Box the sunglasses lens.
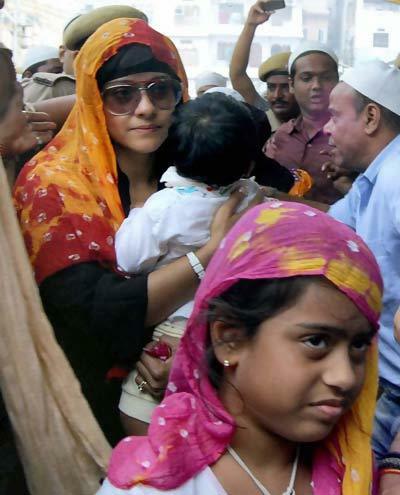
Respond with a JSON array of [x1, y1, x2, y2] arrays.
[[103, 80, 182, 115], [148, 80, 182, 109], [103, 86, 139, 115]]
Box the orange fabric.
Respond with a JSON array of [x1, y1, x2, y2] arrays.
[[288, 168, 313, 197], [14, 18, 188, 284]]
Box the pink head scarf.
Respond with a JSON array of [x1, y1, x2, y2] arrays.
[[108, 202, 382, 494]]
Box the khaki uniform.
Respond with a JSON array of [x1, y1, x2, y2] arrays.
[[22, 72, 76, 104], [266, 109, 283, 134]]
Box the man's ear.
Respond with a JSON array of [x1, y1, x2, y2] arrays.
[[289, 76, 295, 95], [59, 45, 66, 63], [364, 103, 381, 136], [209, 320, 247, 367]]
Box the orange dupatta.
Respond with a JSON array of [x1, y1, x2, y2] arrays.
[[14, 18, 188, 284]]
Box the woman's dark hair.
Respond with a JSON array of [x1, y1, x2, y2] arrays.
[[97, 44, 180, 90], [205, 276, 320, 389], [0, 48, 17, 121], [168, 93, 258, 187]]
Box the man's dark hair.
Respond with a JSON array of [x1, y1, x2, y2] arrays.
[[353, 89, 400, 134], [0, 48, 17, 121], [290, 51, 339, 80], [168, 93, 258, 187]]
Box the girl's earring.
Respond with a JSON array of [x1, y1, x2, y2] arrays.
[[223, 359, 230, 367]]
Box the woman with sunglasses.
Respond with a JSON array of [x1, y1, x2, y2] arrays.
[[14, 19, 253, 444]]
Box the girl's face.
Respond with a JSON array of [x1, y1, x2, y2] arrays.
[[103, 72, 178, 154], [213, 280, 374, 443]]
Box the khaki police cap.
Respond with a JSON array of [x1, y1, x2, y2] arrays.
[[258, 52, 290, 82], [63, 5, 148, 51]]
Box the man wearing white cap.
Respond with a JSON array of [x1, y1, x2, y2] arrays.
[[21, 45, 62, 79], [264, 41, 341, 204], [195, 71, 228, 97], [203, 86, 245, 102], [20, 44, 73, 105], [326, 59, 400, 459]]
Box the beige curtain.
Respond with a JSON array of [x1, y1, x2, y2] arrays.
[[0, 158, 111, 494]]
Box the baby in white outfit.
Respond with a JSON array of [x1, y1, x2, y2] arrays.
[[115, 93, 260, 426]]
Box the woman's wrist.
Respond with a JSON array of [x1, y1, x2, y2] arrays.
[[186, 252, 205, 280], [378, 452, 400, 471], [195, 241, 219, 269]]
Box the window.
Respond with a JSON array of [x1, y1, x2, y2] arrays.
[[271, 44, 291, 56], [132, 1, 154, 23], [179, 40, 199, 66], [270, 6, 293, 25], [249, 43, 262, 68], [373, 32, 389, 48], [175, 3, 200, 25], [218, 2, 244, 24], [217, 41, 235, 62]]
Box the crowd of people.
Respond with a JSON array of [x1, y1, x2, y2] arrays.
[[1, 0, 400, 494]]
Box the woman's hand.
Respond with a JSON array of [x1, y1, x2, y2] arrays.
[[135, 335, 180, 399], [379, 475, 400, 495], [208, 188, 264, 251], [378, 432, 400, 494]]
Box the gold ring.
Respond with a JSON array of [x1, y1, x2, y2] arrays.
[[137, 380, 147, 392]]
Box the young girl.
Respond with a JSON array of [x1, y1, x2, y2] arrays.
[[116, 93, 261, 431], [98, 201, 382, 494]]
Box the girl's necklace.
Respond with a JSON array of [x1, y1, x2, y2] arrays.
[[227, 445, 300, 495]]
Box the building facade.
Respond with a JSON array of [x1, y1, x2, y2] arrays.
[[1, 0, 399, 90], [0, 0, 82, 69], [353, 0, 400, 64]]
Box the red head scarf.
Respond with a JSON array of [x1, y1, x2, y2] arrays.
[[14, 18, 188, 284]]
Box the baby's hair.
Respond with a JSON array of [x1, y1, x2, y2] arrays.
[[205, 276, 322, 389], [168, 92, 258, 187]]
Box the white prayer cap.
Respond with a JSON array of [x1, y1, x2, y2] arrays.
[[22, 45, 59, 72], [203, 86, 245, 102], [288, 41, 338, 74], [195, 71, 228, 92], [341, 59, 400, 116]]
